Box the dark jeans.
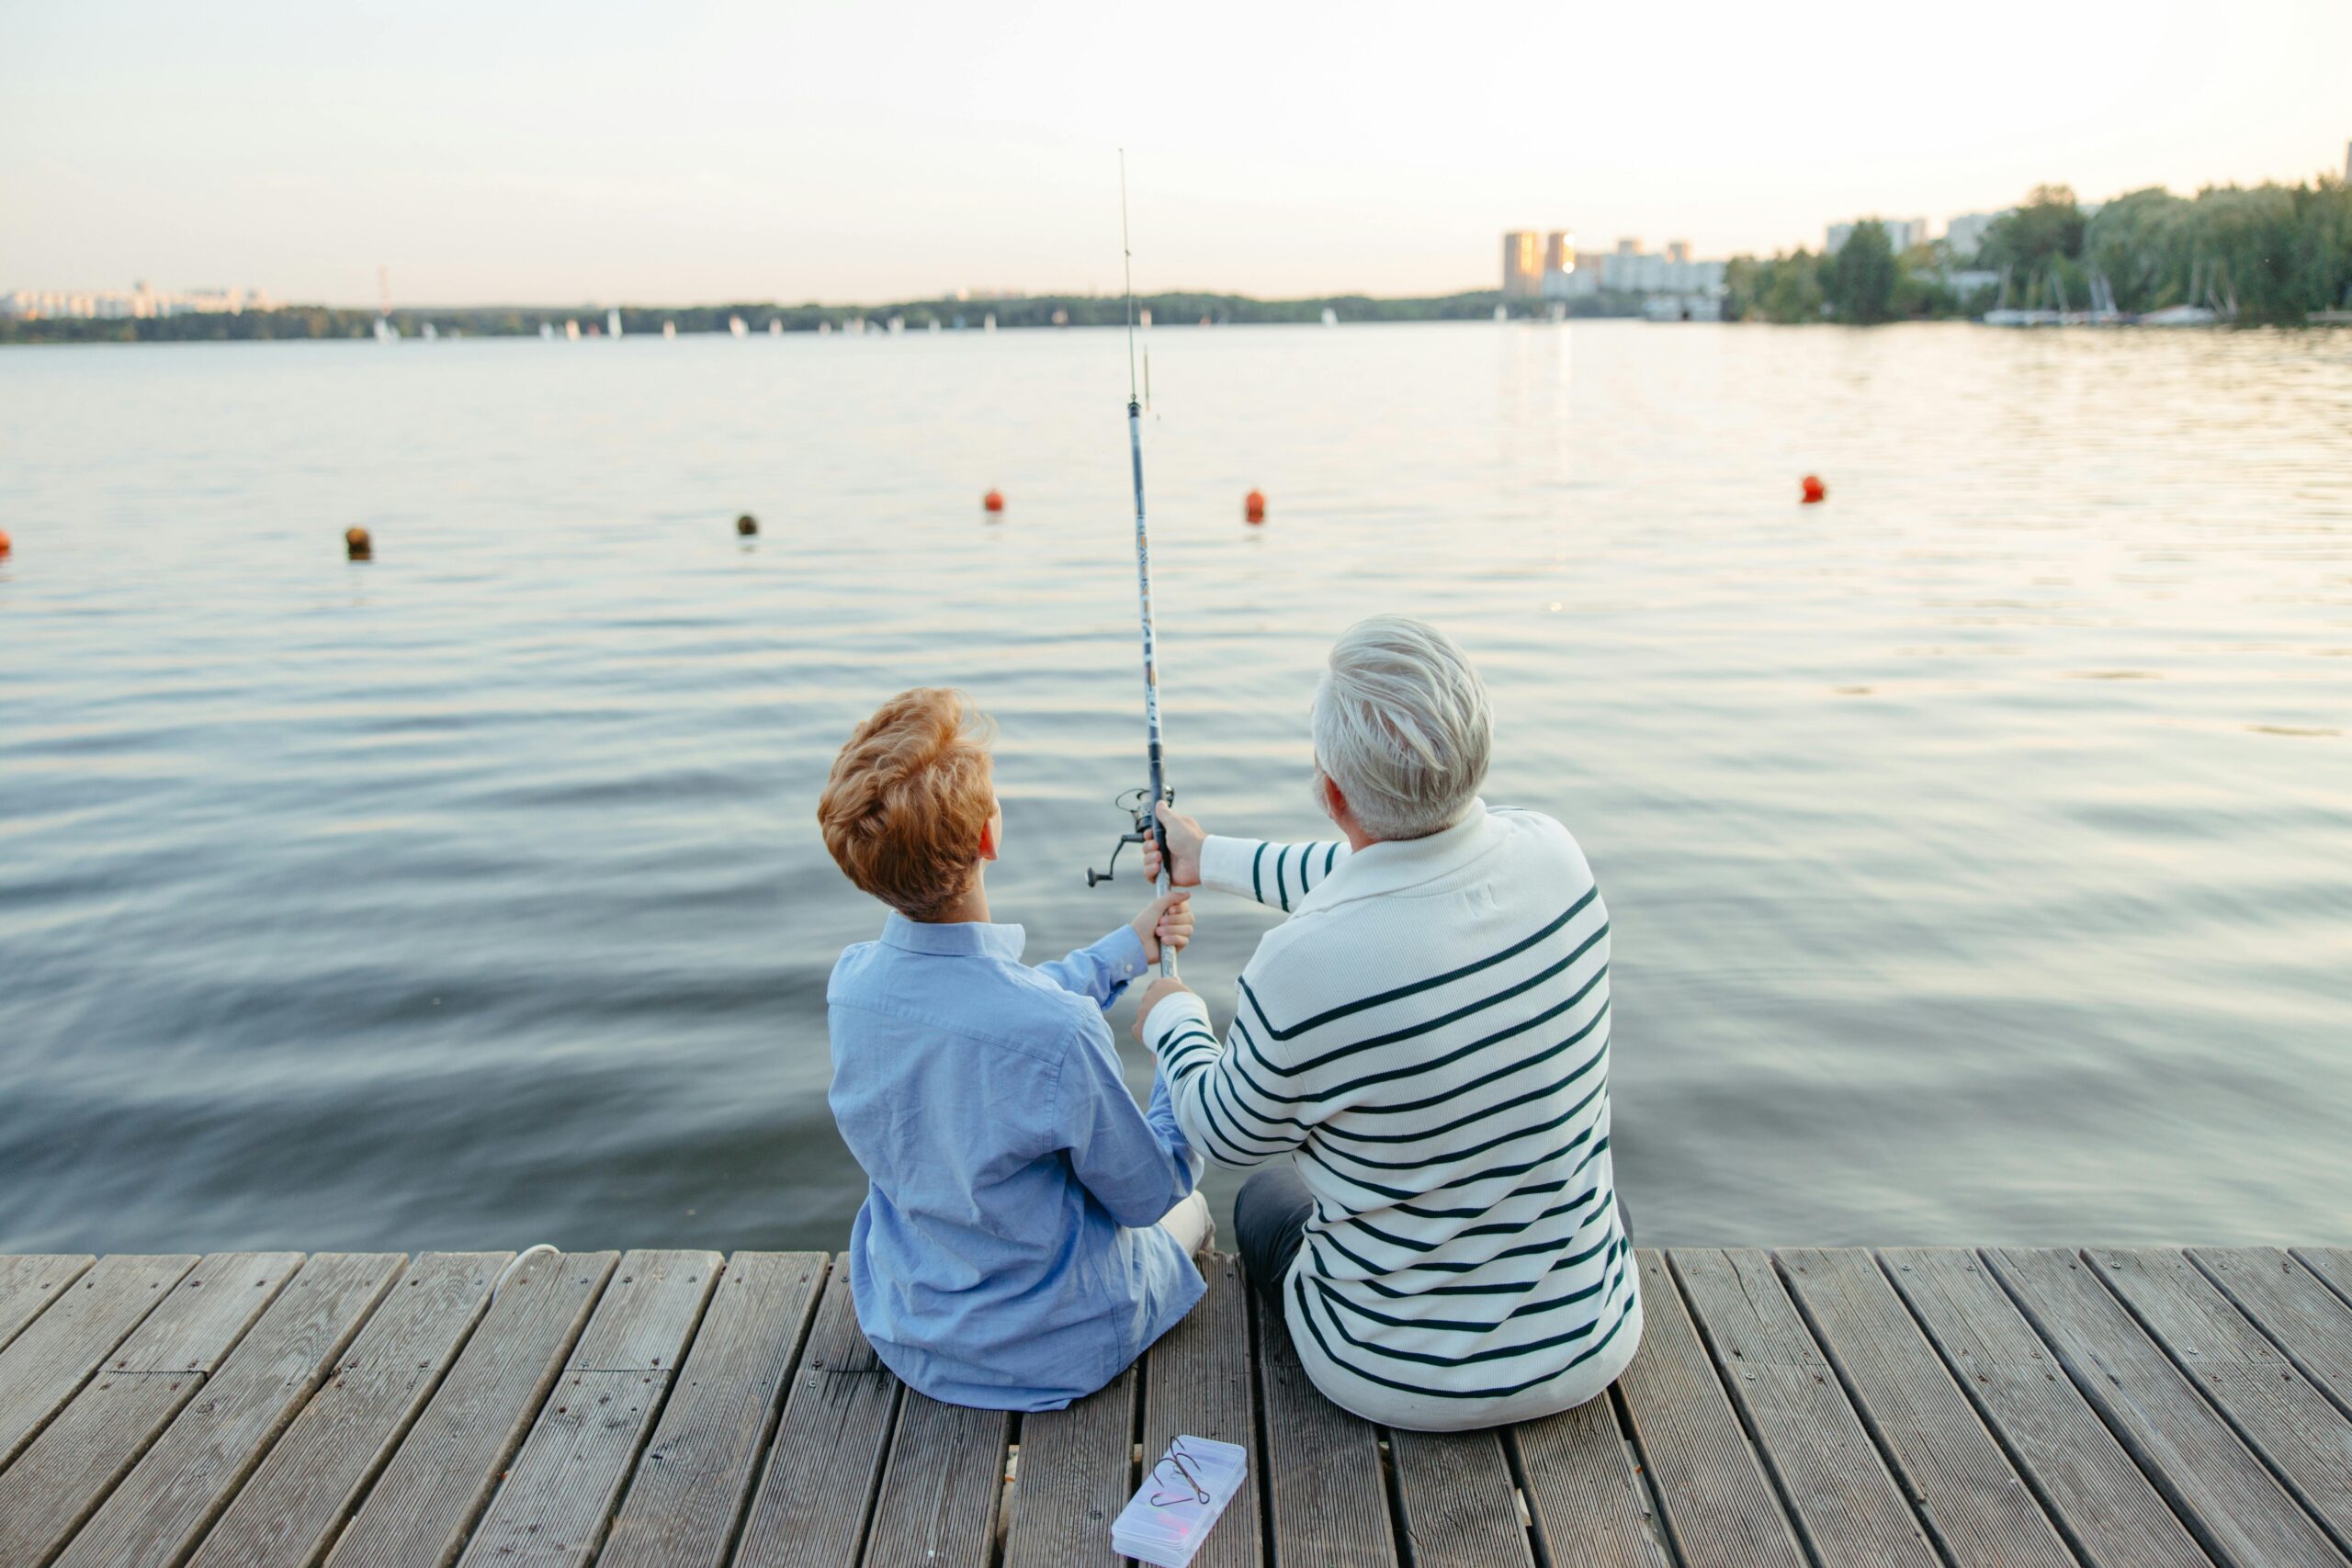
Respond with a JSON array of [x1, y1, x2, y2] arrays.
[[1235, 1164, 1636, 1317], [1234, 1166, 1317, 1313]]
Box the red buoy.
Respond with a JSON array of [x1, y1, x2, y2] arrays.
[[0, 529, 12, 557], [1801, 475, 1827, 504], [345, 527, 373, 560], [1244, 489, 1266, 524], [983, 489, 1005, 514]]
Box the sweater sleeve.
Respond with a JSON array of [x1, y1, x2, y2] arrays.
[[1138, 987, 1313, 1171], [1200, 835, 1351, 914]]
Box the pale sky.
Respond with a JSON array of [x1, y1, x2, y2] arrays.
[[4, 0, 2346, 307]]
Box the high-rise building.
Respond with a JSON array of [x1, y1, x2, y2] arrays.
[[1502, 231, 1545, 298], [1545, 232, 1575, 283], [1504, 231, 1576, 298]]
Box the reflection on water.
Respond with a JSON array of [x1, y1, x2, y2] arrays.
[[1, 321, 2347, 1253]]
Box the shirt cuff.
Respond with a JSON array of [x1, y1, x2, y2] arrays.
[[1199, 835, 1265, 900], [1098, 921, 1149, 985]]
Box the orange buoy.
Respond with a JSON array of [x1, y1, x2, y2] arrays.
[[0, 528, 12, 557], [736, 513, 758, 536], [983, 489, 1005, 514], [345, 526, 372, 560], [1801, 475, 1827, 504], [1244, 489, 1266, 524]]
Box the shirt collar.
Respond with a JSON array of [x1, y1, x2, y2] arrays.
[[1295, 799, 1502, 912], [879, 910, 1028, 960]]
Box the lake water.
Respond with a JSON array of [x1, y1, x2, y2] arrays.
[[3, 321, 2347, 1256]]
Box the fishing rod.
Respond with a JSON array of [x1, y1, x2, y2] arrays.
[[1085, 150, 1178, 979]]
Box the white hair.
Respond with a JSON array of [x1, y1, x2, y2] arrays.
[[1312, 616, 1492, 841]]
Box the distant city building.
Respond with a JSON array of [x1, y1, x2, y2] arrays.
[[1826, 217, 1928, 254], [1502, 231, 1544, 298], [1594, 237, 1726, 296], [1504, 231, 1577, 299], [1941, 211, 2008, 261], [0, 281, 271, 321]]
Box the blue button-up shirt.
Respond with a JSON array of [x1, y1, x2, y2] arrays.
[[828, 913, 1205, 1410]]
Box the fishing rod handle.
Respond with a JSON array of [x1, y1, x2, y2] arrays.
[[1157, 868, 1180, 978]]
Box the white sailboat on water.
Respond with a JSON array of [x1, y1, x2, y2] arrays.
[[608, 308, 623, 339]]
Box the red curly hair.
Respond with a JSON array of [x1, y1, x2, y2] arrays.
[[818, 688, 998, 919]]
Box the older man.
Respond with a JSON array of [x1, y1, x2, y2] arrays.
[[1135, 615, 1637, 1431]]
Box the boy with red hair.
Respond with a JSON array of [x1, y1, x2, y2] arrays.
[[818, 687, 1206, 1410]]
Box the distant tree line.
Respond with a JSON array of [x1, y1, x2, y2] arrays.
[[0, 288, 1644, 345], [1725, 175, 2352, 325]]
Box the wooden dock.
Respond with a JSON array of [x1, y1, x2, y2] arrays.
[[1, 1246, 2347, 1567]]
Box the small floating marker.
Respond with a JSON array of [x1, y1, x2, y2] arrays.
[[1244, 489, 1267, 524], [1801, 474, 1827, 504], [736, 513, 758, 537], [983, 489, 1006, 515], [0, 528, 12, 556], [345, 527, 373, 561]]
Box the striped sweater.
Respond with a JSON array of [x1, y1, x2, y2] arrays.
[[1142, 801, 1640, 1430]]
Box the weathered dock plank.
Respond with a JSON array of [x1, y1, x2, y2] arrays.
[[1390, 1427, 1535, 1568], [2193, 1247, 2352, 1416], [2291, 1247, 2352, 1309], [55, 1252, 405, 1568], [1881, 1247, 2210, 1568], [861, 1393, 1013, 1568], [0, 1254, 197, 1470], [731, 1258, 904, 1568], [1001, 1365, 1135, 1568], [0, 1252, 300, 1567], [1672, 1247, 1939, 1568], [456, 1249, 720, 1568], [326, 1248, 617, 1568], [1986, 1246, 2342, 1568], [1253, 1290, 1398, 1568], [2089, 1247, 2352, 1555], [1614, 1250, 1806, 1568], [0, 1255, 94, 1355], [1775, 1248, 2075, 1568], [599, 1251, 829, 1568], [9, 1243, 2347, 1568], [1510, 1388, 1669, 1568], [185, 1251, 506, 1568], [1140, 1253, 1262, 1568]]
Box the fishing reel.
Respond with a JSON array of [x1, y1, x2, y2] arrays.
[[1086, 784, 1175, 886]]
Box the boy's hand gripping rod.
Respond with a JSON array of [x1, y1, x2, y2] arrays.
[[1086, 152, 1178, 979]]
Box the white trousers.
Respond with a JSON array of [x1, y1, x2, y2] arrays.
[[1157, 1190, 1211, 1253]]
